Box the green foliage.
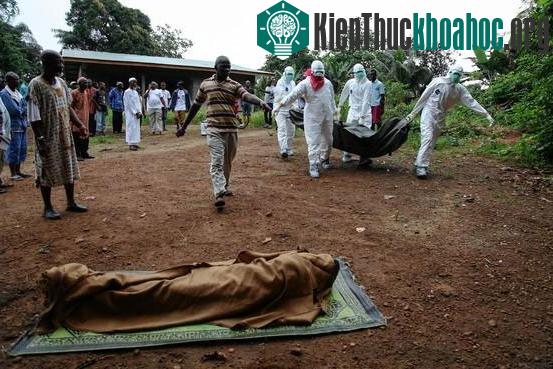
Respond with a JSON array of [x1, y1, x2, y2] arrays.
[[56, 0, 192, 58], [244, 111, 267, 129], [0, 1, 41, 79], [460, 0, 553, 166], [416, 49, 455, 77], [261, 48, 436, 100], [472, 49, 512, 83], [0, 0, 18, 22], [383, 81, 409, 113], [151, 24, 193, 58], [485, 52, 553, 165], [260, 49, 321, 77], [390, 60, 432, 97]]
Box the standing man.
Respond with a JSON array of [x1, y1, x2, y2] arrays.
[[71, 77, 92, 161], [273, 66, 296, 158], [241, 80, 254, 127], [93, 82, 108, 135], [1, 72, 31, 180], [146, 82, 166, 135], [406, 65, 494, 179], [263, 78, 276, 128], [27, 50, 89, 219], [87, 80, 98, 137], [0, 88, 11, 194], [277, 60, 336, 178], [337, 64, 372, 163], [109, 82, 124, 133], [367, 69, 385, 130], [160, 81, 171, 131], [169, 81, 191, 130], [176, 56, 270, 209], [123, 77, 142, 151]]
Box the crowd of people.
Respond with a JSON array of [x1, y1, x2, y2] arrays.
[[0, 49, 493, 216]]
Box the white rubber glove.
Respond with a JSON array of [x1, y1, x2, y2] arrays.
[[405, 113, 415, 122]]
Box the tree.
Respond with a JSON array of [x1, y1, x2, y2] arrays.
[[260, 48, 321, 78], [0, 0, 42, 79], [324, 59, 351, 91], [55, 0, 192, 58], [152, 24, 193, 58], [471, 49, 512, 83], [0, 0, 18, 22], [483, 0, 553, 165], [416, 49, 455, 77]]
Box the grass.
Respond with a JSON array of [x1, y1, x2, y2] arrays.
[[88, 107, 545, 172]]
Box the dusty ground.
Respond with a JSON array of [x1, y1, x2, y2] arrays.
[[1, 126, 552, 369]]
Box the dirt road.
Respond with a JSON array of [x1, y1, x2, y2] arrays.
[[1, 127, 552, 368]]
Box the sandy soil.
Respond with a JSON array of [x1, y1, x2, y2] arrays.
[[1, 126, 552, 369]]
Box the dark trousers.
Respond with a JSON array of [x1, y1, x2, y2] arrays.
[[88, 113, 96, 137], [112, 110, 123, 133], [73, 132, 89, 158], [161, 108, 168, 130], [264, 103, 273, 126]]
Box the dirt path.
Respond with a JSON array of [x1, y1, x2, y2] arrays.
[[1, 127, 552, 369]]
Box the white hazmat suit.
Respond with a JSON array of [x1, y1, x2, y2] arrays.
[[407, 65, 493, 178], [273, 66, 296, 157], [279, 60, 336, 177], [338, 63, 372, 162]]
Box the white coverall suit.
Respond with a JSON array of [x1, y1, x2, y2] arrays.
[[338, 77, 372, 160], [410, 77, 492, 169], [280, 78, 336, 167], [339, 78, 372, 127], [273, 78, 296, 155]]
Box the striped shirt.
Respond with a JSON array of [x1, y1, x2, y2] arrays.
[[194, 75, 248, 132]]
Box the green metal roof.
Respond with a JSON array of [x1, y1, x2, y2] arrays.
[[61, 49, 272, 76]]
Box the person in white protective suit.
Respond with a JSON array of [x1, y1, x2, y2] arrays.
[[337, 63, 372, 163], [276, 60, 336, 178], [273, 66, 297, 158], [406, 65, 494, 179]]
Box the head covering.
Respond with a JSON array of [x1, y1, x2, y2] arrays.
[[352, 63, 367, 82], [304, 69, 324, 91], [447, 65, 463, 84], [128, 77, 137, 83], [284, 66, 295, 83], [311, 60, 325, 77]]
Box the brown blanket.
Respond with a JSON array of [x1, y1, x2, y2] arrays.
[[36, 250, 338, 333]]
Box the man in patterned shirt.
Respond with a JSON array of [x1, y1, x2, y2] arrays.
[[176, 56, 270, 210], [27, 50, 89, 220]]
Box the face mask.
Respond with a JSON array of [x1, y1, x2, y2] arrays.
[[449, 72, 461, 84], [354, 70, 366, 81], [285, 73, 294, 82]]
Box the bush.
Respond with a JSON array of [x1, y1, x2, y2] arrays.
[[385, 81, 409, 107], [485, 53, 553, 166]]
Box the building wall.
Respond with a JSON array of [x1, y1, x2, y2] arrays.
[[64, 62, 259, 99]]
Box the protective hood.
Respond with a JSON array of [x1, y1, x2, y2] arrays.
[[311, 60, 325, 77], [447, 65, 463, 84], [284, 66, 295, 83], [352, 63, 367, 82]]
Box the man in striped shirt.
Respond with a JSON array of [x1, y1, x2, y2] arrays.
[[176, 56, 270, 209]]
